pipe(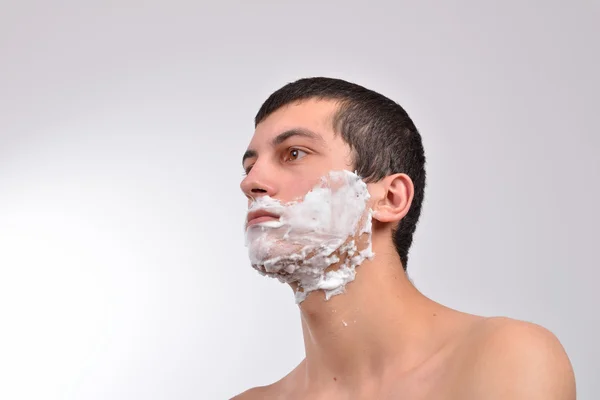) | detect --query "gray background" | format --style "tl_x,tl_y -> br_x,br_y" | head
0,1 -> 598,399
